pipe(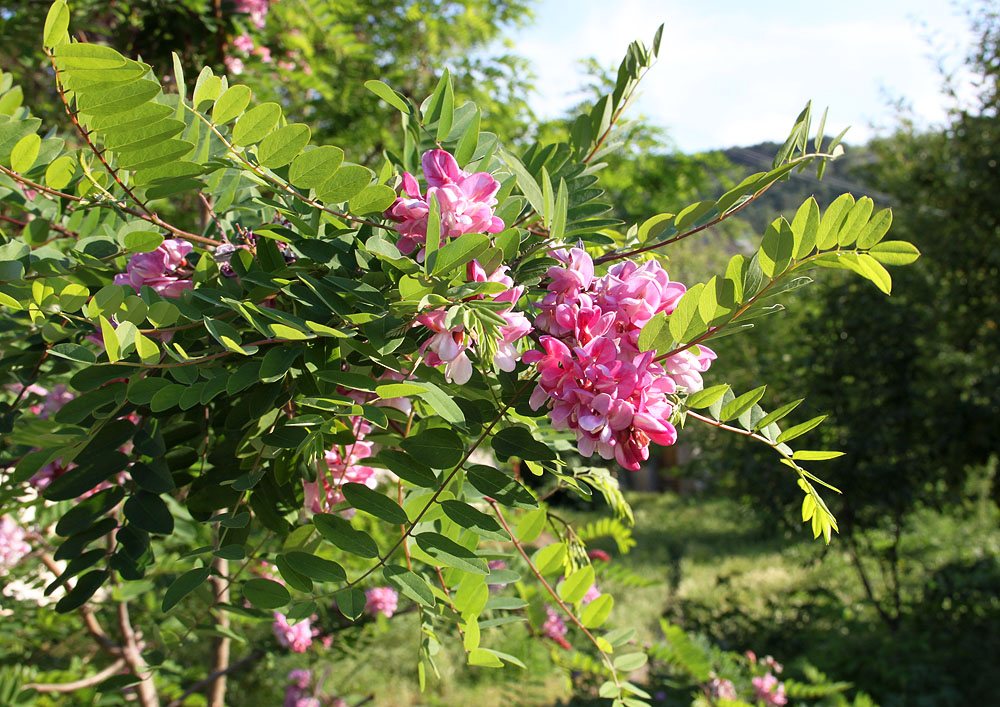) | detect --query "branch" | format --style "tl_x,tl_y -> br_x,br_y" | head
38,552 -> 120,656
207,557 -> 231,707
165,651 -> 265,707
116,601 -> 160,707
23,658 -> 127,693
